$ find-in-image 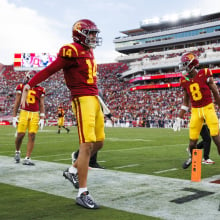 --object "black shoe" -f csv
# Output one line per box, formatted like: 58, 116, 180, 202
58, 130, 60, 134
63, 168, 79, 189
76, 191, 99, 209
182, 157, 192, 169
67, 128, 70, 134
89, 162, 105, 169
